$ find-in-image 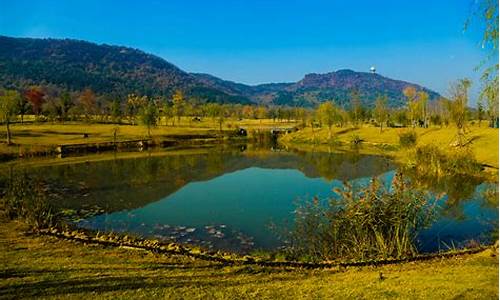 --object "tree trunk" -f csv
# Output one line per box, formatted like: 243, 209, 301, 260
6, 120, 11, 145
